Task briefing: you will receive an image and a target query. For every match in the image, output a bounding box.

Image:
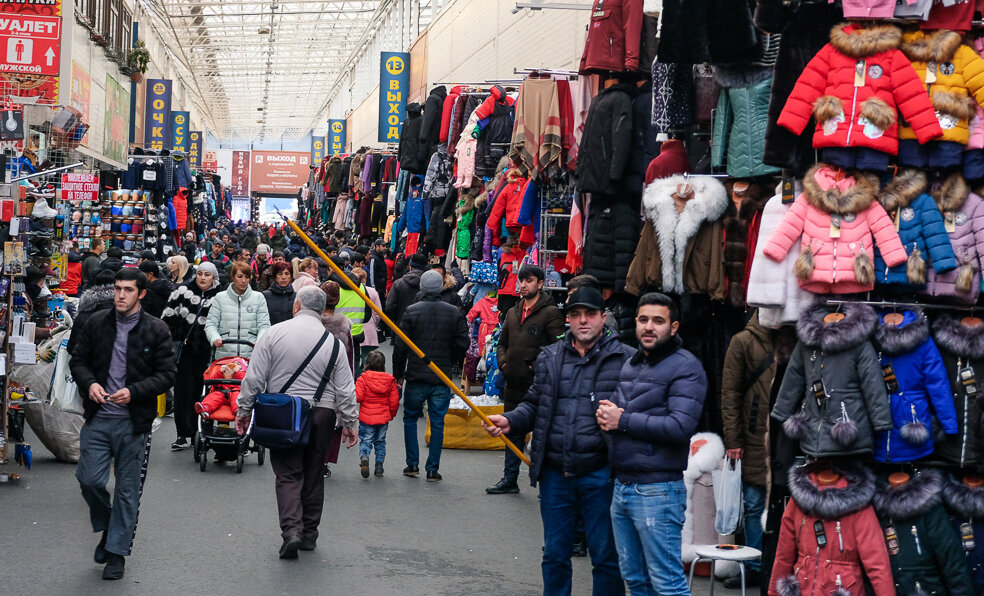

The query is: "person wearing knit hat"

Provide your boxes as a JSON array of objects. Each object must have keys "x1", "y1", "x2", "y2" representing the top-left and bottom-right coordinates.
[
  {"x1": 394, "y1": 266, "x2": 470, "y2": 482},
  {"x1": 251, "y1": 244, "x2": 272, "y2": 287}
]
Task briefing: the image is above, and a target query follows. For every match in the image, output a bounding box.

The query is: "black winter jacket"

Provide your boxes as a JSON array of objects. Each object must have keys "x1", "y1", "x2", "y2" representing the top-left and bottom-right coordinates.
[
  {"x1": 575, "y1": 83, "x2": 634, "y2": 195},
  {"x1": 70, "y1": 308, "x2": 177, "y2": 434},
  {"x1": 394, "y1": 293, "x2": 469, "y2": 383},
  {"x1": 930, "y1": 314, "x2": 984, "y2": 472},
  {"x1": 497, "y1": 292, "x2": 567, "y2": 406},
  {"x1": 385, "y1": 267, "x2": 423, "y2": 325},
  {"x1": 582, "y1": 198, "x2": 641, "y2": 293},
  {"x1": 608, "y1": 335, "x2": 707, "y2": 484},
  {"x1": 505, "y1": 330, "x2": 635, "y2": 486},
  {"x1": 398, "y1": 103, "x2": 427, "y2": 174},
  {"x1": 263, "y1": 283, "x2": 296, "y2": 326},
  {"x1": 142, "y1": 278, "x2": 172, "y2": 318},
  {"x1": 367, "y1": 252, "x2": 388, "y2": 294},
  {"x1": 627, "y1": 81, "x2": 659, "y2": 195},
  {"x1": 420, "y1": 86, "x2": 447, "y2": 154}
]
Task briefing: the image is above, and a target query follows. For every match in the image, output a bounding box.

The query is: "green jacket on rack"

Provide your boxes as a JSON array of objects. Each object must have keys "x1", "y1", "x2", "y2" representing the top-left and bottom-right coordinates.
[{"x1": 711, "y1": 67, "x2": 780, "y2": 179}]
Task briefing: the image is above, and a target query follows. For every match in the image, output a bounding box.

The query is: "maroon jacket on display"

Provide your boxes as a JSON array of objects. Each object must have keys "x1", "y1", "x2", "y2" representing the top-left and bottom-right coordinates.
[{"x1": 578, "y1": 0, "x2": 644, "y2": 74}]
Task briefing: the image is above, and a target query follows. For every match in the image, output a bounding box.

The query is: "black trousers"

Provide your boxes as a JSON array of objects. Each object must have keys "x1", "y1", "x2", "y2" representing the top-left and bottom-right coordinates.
[
  {"x1": 270, "y1": 408, "x2": 337, "y2": 541},
  {"x1": 173, "y1": 354, "x2": 206, "y2": 439}
]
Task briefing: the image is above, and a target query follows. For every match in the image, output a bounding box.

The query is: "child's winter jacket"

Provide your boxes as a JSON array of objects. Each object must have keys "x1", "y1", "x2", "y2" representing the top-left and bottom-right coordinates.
[
  {"x1": 455, "y1": 182, "x2": 478, "y2": 260},
  {"x1": 871, "y1": 310, "x2": 958, "y2": 462},
  {"x1": 772, "y1": 301, "x2": 893, "y2": 458},
  {"x1": 769, "y1": 462, "x2": 895, "y2": 596},
  {"x1": 941, "y1": 474, "x2": 984, "y2": 592},
  {"x1": 924, "y1": 174, "x2": 984, "y2": 303},
  {"x1": 778, "y1": 24, "x2": 942, "y2": 155},
  {"x1": 874, "y1": 170, "x2": 956, "y2": 286},
  {"x1": 763, "y1": 164, "x2": 907, "y2": 294},
  {"x1": 172, "y1": 187, "x2": 190, "y2": 232},
  {"x1": 873, "y1": 469, "x2": 975, "y2": 596},
  {"x1": 898, "y1": 29, "x2": 984, "y2": 146},
  {"x1": 355, "y1": 370, "x2": 400, "y2": 426},
  {"x1": 466, "y1": 294, "x2": 499, "y2": 357},
  {"x1": 486, "y1": 169, "x2": 530, "y2": 234},
  {"x1": 931, "y1": 314, "x2": 984, "y2": 472},
  {"x1": 746, "y1": 188, "x2": 812, "y2": 327},
  {"x1": 395, "y1": 176, "x2": 429, "y2": 236}
]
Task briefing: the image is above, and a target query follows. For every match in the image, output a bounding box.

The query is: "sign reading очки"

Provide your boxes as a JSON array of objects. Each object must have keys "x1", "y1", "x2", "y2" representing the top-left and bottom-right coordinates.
[
  {"x1": 144, "y1": 79, "x2": 172, "y2": 151},
  {"x1": 377, "y1": 51, "x2": 409, "y2": 143}
]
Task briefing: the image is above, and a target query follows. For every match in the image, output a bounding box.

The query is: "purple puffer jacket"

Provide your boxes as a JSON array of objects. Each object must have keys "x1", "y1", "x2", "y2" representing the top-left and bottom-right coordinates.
[{"x1": 923, "y1": 175, "x2": 984, "y2": 303}]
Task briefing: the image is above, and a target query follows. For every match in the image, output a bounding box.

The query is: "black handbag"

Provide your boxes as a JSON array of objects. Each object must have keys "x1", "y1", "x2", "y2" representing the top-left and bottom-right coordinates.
[{"x1": 251, "y1": 332, "x2": 340, "y2": 450}]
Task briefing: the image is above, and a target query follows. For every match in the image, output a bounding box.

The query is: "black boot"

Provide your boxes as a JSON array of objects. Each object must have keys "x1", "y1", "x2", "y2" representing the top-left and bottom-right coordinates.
[
  {"x1": 485, "y1": 478, "x2": 520, "y2": 494},
  {"x1": 102, "y1": 553, "x2": 125, "y2": 580},
  {"x1": 93, "y1": 532, "x2": 108, "y2": 564},
  {"x1": 374, "y1": 463, "x2": 384, "y2": 477}
]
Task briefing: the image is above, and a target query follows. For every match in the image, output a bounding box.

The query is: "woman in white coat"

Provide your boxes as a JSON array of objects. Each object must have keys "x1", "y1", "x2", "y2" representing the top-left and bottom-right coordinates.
[{"x1": 205, "y1": 261, "x2": 270, "y2": 359}]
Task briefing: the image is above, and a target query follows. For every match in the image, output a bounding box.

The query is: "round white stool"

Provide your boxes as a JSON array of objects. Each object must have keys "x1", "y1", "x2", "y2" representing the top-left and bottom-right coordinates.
[{"x1": 687, "y1": 544, "x2": 762, "y2": 596}]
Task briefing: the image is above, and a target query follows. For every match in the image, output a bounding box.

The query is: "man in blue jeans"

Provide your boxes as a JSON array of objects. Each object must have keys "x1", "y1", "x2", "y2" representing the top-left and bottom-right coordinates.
[
  {"x1": 485, "y1": 287, "x2": 634, "y2": 595},
  {"x1": 597, "y1": 292, "x2": 707, "y2": 596},
  {"x1": 395, "y1": 270, "x2": 469, "y2": 482}
]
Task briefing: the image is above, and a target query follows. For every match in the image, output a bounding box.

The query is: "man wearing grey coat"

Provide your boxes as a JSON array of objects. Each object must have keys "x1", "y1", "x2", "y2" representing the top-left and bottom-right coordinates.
[{"x1": 236, "y1": 286, "x2": 359, "y2": 559}]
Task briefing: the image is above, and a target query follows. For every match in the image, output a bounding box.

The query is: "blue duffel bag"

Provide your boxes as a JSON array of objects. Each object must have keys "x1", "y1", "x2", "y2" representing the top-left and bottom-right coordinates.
[{"x1": 250, "y1": 331, "x2": 340, "y2": 450}]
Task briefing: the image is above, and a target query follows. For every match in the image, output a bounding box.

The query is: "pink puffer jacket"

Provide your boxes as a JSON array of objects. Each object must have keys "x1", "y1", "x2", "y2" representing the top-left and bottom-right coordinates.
[
  {"x1": 923, "y1": 174, "x2": 984, "y2": 303},
  {"x1": 764, "y1": 165, "x2": 907, "y2": 294}
]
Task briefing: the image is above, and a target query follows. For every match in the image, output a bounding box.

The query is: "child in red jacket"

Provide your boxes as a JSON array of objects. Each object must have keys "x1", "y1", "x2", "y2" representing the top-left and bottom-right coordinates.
[{"x1": 355, "y1": 350, "x2": 400, "y2": 478}]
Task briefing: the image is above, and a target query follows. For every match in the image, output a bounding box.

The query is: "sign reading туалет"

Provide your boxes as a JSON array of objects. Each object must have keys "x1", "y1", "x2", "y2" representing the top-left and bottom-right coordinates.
[
  {"x1": 61, "y1": 173, "x2": 99, "y2": 201},
  {"x1": 378, "y1": 51, "x2": 409, "y2": 143},
  {"x1": 0, "y1": 12, "x2": 61, "y2": 76}
]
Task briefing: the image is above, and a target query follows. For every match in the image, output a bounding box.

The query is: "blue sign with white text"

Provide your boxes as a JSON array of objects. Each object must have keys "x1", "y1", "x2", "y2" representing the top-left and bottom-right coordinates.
[{"x1": 378, "y1": 52, "x2": 409, "y2": 143}]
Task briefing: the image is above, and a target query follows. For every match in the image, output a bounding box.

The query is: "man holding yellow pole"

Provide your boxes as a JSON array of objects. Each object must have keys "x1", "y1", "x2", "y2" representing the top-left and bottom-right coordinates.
[{"x1": 483, "y1": 287, "x2": 632, "y2": 595}]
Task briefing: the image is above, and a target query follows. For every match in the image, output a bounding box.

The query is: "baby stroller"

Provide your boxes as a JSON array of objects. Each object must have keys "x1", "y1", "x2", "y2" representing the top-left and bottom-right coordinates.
[{"x1": 192, "y1": 340, "x2": 265, "y2": 473}]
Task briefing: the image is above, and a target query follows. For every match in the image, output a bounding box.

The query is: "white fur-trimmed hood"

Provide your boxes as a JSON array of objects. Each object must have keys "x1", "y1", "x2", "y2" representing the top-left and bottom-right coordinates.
[
  {"x1": 685, "y1": 432, "x2": 725, "y2": 480},
  {"x1": 643, "y1": 175, "x2": 729, "y2": 294}
]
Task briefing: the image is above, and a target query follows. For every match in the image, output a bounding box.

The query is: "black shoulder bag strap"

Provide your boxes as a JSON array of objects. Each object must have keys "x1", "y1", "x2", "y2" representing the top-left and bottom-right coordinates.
[
  {"x1": 278, "y1": 331, "x2": 331, "y2": 394},
  {"x1": 312, "y1": 336, "x2": 342, "y2": 404}
]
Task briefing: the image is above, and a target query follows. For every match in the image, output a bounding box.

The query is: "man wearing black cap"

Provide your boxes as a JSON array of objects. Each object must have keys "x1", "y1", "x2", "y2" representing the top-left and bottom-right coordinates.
[
  {"x1": 484, "y1": 286, "x2": 632, "y2": 594},
  {"x1": 486, "y1": 264, "x2": 565, "y2": 495}
]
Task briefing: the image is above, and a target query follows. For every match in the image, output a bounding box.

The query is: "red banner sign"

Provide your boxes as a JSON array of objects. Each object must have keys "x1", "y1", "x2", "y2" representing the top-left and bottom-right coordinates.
[
  {"x1": 0, "y1": 13, "x2": 60, "y2": 76},
  {"x1": 231, "y1": 150, "x2": 250, "y2": 197},
  {"x1": 61, "y1": 172, "x2": 99, "y2": 201},
  {"x1": 250, "y1": 150, "x2": 310, "y2": 194}
]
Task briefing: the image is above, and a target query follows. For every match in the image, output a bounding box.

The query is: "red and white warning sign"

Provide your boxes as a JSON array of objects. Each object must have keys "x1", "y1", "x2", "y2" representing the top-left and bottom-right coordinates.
[
  {"x1": 0, "y1": 15, "x2": 60, "y2": 76},
  {"x1": 61, "y1": 172, "x2": 99, "y2": 201}
]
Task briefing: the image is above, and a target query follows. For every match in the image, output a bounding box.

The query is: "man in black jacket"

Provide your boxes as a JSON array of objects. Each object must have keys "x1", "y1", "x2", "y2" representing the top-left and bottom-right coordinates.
[
  {"x1": 80, "y1": 239, "x2": 104, "y2": 290},
  {"x1": 385, "y1": 253, "x2": 427, "y2": 329},
  {"x1": 487, "y1": 265, "x2": 565, "y2": 495},
  {"x1": 70, "y1": 268, "x2": 176, "y2": 581},
  {"x1": 367, "y1": 239, "x2": 388, "y2": 297},
  {"x1": 138, "y1": 261, "x2": 171, "y2": 318},
  {"x1": 394, "y1": 270, "x2": 468, "y2": 482},
  {"x1": 484, "y1": 287, "x2": 632, "y2": 595}
]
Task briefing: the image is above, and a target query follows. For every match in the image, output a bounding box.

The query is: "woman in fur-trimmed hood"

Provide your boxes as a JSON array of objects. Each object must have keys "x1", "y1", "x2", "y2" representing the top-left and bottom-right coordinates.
[
  {"x1": 771, "y1": 300, "x2": 893, "y2": 458},
  {"x1": 931, "y1": 313, "x2": 984, "y2": 470},
  {"x1": 624, "y1": 174, "x2": 728, "y2": 298},
  {"x1": 898, "y1": 29, "x2": 984, "y2": 146},
  {"x1": 874, "y1": 169, "x2": 957, "y2": 287},
  {"x1": 763, "y1": 164, "x2": 908, "y2": 294},
  {"x1": 778, "y1": 23, "x2": 942, "y2": 156},
  {"x1": 923, "y1": 173, "x2": 984, "y2": 304},
  {"x1": 768, "y1": 461, "x2": 894, "y2": 596},
  {"x1": 873, "y1": 468, "x2": 975, "y2": 596},
  {"x1": 871, "y1": 308, "x2": 958, "y2": 463},
  {"x1": 940, "y1": 473, "x2": 984, "y2": 591}
]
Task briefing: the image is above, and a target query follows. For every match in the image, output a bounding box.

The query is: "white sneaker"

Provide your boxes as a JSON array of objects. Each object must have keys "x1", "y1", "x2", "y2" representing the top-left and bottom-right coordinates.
[{"x1": 31, "y1": 200, "x2": 58, "y2": 219}]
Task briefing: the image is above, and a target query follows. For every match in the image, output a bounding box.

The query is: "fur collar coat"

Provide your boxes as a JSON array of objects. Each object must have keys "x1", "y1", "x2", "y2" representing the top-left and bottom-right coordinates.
[{"x1": 625, "y1": 174, "x2": 728, "y2": 298}]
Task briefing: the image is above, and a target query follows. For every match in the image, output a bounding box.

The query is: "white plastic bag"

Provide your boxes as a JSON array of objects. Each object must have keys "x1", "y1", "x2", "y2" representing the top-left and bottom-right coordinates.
[
  {"x1": 49, "y1": 338, "x2": 82, "y2": 414},
  {"x1": 712, "y1": 458, "x2": 743, "y2": 536}
]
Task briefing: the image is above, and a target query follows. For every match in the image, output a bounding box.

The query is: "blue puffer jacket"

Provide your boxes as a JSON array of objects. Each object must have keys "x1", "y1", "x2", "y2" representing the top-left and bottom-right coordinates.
[
  {"x1": 874, "y1": 170, "x2": 956, "y2": 287},
  {"x1": 504, "y1": 330, "x2": 634, "y2": 487},
  {"x1": 395, "y1": 176, "x2": 428, "y2": 236},
  {"x1": 872, "y1": 309, "x2": 958, "y2": 462},
  {"x1": 608, "y1": 335, "x2": 707, "y2": 484}
]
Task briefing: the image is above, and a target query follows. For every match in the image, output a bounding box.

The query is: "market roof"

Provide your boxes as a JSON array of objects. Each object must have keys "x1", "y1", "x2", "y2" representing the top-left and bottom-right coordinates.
[{"x1": 138, "y1": 0, "x2": 432, "y2": 143}]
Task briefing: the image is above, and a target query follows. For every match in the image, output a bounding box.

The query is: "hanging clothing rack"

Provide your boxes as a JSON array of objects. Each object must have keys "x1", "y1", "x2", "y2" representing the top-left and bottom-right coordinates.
[
  {"x1": 10, "y1": 161, "x2": 84, "y2": 182},
  {"x1": 514, "y1": 67, "x2": 579, "y2": 78},
  {"x1": 430, "y1": 80, "x2": 524, "y2": 87},
  {"x1": 824, "y1": 299, "x2": 982, "y2": 313}
]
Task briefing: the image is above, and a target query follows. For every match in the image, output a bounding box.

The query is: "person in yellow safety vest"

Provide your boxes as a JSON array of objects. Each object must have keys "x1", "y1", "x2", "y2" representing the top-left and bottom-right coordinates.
[{"x1": 333, "y1": 263, "x2": 372, "y2": 376}]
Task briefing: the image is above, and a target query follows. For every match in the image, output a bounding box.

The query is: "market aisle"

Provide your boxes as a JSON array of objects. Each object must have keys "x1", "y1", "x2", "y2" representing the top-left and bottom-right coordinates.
[{"x1": 0, "y1": 410, "x2": 742, "y2": 596}]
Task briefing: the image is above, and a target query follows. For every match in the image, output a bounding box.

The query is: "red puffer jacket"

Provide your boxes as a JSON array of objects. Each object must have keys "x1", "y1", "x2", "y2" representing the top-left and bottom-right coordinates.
[
  {"x1": 486, "y1": 169, "x2": 530, "y2": 233},
  {"x1": 778, "y1": 23, "x2": 942, "y2": 155},
  {"x1": 440, "y1": 85, "x2": 464, "y2": 144},
  {"x1": 769, "y1": 463, "x2": 895, "y2": 596},
  {"x1": 172, "y1": 187, "x2": 190, "y2": 231},
  {"x1": 355, "y1": 370, "x2": 400, "y2": 425}
]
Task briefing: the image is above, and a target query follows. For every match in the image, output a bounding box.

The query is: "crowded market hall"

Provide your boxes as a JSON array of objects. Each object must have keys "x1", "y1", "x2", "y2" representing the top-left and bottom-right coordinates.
[{"x1": 2, "y1": 0, "x2": 984, "y2": 594}]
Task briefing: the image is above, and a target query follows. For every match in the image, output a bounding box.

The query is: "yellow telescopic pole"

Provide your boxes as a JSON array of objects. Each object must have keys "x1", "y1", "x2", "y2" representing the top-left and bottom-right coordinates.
[{"x1": 280, "y1": 213, "x2": 530, "y2": 466}]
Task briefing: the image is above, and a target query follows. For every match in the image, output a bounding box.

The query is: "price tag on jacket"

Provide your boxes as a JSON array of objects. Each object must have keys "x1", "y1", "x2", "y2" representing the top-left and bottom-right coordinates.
[
  {"x1": 854, "y1": 60, "x2": 866, "y2": 87},
  {"x1": 829, "y1": 214, "x2": 842, "y2": 238},
  {"x1": 143, "y1": 170, "x2": 157, "y2": 182},
  {"x1": 926, "y1": 62, "x2": 937, "y2": 85},
  {"x1": 945, "y1": 211, "x2": 956, "y2": 233}
]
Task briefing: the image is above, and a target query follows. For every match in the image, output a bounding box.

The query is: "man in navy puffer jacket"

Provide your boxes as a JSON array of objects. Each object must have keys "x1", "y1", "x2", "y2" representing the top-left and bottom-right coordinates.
[
  {"x1": 597, "y1": 292, "x2": 707, "y2": 596},
  {"x1": 485, "y1": 286, "x2": 633, "y2": 596}
]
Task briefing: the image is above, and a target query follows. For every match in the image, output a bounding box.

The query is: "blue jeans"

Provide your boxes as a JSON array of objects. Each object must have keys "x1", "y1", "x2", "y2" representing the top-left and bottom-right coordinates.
[
  {"x1": 358, "y1": 422, "x2": 388, "y2": 464},
  {"x1": 403, "y1": 383, "x2": 451, "y2": 473},
  {"x1": 539, "y1": 466, "x2": 623, "y2": 596},
  {"x1": 611, "y1": 479, "x2": 688, "y2": 596},
  {"x1": 743, "y1": 484, "x2": 766, "y2": 572}
]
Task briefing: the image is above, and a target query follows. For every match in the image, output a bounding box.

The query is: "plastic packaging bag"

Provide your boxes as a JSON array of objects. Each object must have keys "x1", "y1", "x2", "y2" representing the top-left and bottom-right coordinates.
[
  {"x1": 712, "y1": 458, "x2": 743, "y2": 536},
  {"x1": 49, "y1": 338, "x2": 81, "y2": 414}
]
